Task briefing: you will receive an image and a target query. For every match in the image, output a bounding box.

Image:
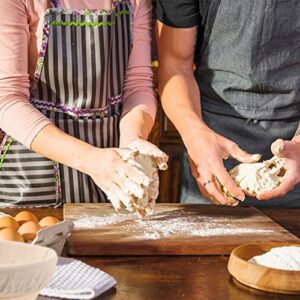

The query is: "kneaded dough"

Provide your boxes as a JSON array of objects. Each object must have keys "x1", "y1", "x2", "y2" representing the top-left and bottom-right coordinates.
[
  {"x1": 122, "y1": 153, "x2": 160, "y2": 217},
  {"x1": 226, "y1": 156, "x2": 285, "y2": 197}
]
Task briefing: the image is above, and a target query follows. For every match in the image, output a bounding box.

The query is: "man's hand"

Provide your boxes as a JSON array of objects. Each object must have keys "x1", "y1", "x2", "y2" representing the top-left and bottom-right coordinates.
[
  {"x1": 257, "y1": 138, "x2": 300, "y2": 200},
  {"x1": 187, "y1": 127, "x2": 261, "y2": 206}
]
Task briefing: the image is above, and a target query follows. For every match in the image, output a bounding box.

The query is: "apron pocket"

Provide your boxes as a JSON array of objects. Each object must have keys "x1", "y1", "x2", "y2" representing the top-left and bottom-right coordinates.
[
  {"x1": 53, "y1": 113, "x2": 120, "y2": 203},
  {"x1": 54, "y1": 112, "x2": 121, "y2": 148},
  {"x1": 0, "y1": 136, "x2": 61, "y2": 208}
]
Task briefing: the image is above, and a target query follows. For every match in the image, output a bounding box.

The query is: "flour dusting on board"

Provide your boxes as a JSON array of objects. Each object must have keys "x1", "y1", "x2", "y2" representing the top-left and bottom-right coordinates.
[
  {"x1": 73, "y1": 213, "x2": 135, "y2": 229},
  {"x1": 73, "y1": 210, "x2": 274, "y2": 240}
]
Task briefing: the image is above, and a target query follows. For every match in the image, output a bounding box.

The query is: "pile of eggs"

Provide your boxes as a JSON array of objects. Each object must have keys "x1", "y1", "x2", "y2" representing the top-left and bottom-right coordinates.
[{"x1": 0, "y1": 211, "x2": 60, "y2": 243}]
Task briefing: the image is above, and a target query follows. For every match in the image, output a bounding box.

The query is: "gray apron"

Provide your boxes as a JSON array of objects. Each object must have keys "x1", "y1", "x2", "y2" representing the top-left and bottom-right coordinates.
[
  {"x1": 180, "y1": 0, "x2": 300, "y2": 207},
  {"x1": 0, "y1": 0, "x2": 132, "y2": 207}
]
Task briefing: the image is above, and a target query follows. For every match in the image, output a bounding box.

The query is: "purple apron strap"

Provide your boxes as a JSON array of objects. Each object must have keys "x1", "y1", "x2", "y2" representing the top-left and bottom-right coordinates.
[
  {"x1": 50, "y1": 0, "x2": 60, "y2": 8},
  {"x1": 113, "y1": 0, "x2": 131, "y2": 6}
]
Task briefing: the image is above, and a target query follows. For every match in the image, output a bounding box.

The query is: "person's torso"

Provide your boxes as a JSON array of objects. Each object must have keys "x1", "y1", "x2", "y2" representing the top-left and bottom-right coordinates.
[
  {"x1": 194, "y1": 0, "x2": 300, "y2": 120},
  {"x1": 26, "y1": 0, "x2": 137, "y2": 80},
  {"x1": 0, "y1": 0, "x2": 133, "y2": 206}
]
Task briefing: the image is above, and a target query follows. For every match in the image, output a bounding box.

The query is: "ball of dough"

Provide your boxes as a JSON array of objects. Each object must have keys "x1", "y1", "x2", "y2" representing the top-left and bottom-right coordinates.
[{"x1": 225, "y1": 156, "x2": 285, "y2": 198}]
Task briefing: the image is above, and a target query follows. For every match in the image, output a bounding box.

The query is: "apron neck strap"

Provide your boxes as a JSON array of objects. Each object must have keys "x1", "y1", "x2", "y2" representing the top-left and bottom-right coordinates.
[
  {"x1": 51, "y1": 0, "x2": 61, "y2": 8},
  {"x1": 50, "y1": 0, "x2": 130, "y2": 9},
  {"x1": 113, "y1": 0, "x2": 130, "y2": 7}
]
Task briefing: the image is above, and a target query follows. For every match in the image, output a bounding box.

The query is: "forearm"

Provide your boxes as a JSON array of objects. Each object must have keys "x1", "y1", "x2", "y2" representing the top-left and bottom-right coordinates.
[
  {"x1": 119, "y1": 108, "x2": 154, "y2": 147},
  {"x1": 158, "y1": 64, "x2": 210, "y2": 146},
  {"x1": 31, "y1": 123, "x2": 94, "y2": 174}
]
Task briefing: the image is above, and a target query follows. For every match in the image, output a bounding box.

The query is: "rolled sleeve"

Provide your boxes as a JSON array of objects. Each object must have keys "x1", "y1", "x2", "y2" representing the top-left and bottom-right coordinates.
[{"x1": 156, "y1": 0, "x2": 200, "y2": 28}]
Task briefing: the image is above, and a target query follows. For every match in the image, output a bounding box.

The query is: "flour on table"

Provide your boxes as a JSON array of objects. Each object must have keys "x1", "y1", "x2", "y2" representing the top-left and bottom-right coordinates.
[
  {"x1": 249, "y1": 246, "x2": 300, "y2": 271},
  {"x1": 73, "y1": 210, "x2": 274, "y2": 240}
]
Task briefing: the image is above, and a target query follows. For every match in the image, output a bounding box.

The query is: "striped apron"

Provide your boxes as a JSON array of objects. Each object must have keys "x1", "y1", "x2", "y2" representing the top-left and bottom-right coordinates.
[{"x1": 0, "y1": 0, "x2": 132, "y2": 207}]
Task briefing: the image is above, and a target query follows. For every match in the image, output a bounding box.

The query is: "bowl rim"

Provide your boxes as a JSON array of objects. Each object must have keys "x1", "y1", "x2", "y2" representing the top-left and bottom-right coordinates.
[
  {"x1": 231, "y1": 242, "x2": 300, "y2": 273},
  {"x1": 0, "y1": 241, "x2": 57, "y2": 270}
]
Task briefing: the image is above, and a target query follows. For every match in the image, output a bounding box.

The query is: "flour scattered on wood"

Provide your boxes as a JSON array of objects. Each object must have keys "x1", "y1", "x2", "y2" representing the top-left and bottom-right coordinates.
[
  {"x1": 249, "y1": 246, "x2": 300, "y2": 271},
  {"x1": 73, "y1": 210, "x2": 274, "y2": 240},
  {"x1": 73, "y1": 214, "x2": 136, "y2": 229}
]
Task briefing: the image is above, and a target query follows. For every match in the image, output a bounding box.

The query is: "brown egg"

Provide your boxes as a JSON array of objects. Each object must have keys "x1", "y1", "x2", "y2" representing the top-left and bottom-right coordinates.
[
  {"x1": 0, "y1": 228, "x2": 24, "y2": 242},
  {"x1": 0, "y1": 216, "x2": 19, "y2": 230},
  {"x1": 15, "y1": 211, "x2": 38, "y2": 225},
  {"x1": 18, "y1": 221, "x2": 41, "y2": 242},
  {"x1": 39, "y1": 216, "x2": 60, "y2": 228}
]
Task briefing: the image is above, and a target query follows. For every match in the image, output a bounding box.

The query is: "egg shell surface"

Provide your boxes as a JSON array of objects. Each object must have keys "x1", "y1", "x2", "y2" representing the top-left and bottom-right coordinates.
[
  {"x1": 15, "y1": 211, "x2": 39, "y2": 225},
  {"x1": 0, "y1": 228, "x2": 24, "y2": 242},
  {"x1": 18, "y1": 221, "x2": 41, "y2": 242},
  {"x1": 39, "y1": 216, "x2": 60, "y2": 227},
  {"x1": 0, "y1": 216, "x2": 20, "y2": 230}
]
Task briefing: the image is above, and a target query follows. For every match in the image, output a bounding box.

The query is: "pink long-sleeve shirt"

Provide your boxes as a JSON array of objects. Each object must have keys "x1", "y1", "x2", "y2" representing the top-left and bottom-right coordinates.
[{"x1": 0, "y1": 0, "x2": 156, "y2": 148}]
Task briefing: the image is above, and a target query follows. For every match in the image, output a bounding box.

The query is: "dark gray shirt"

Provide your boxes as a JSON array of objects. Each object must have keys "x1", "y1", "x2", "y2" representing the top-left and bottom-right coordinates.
[{"x1": 157, "y1": 0, "x2": 300, "y2": 120}]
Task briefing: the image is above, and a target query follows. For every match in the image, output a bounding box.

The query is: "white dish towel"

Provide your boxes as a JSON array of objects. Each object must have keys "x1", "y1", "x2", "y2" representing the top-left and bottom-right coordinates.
[{"x1": 40, "y1": 257, "x2": 117, "y2": 299}]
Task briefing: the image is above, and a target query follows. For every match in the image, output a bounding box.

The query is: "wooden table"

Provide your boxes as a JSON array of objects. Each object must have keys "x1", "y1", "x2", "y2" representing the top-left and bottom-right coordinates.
[{"x1": 1, "y1": 207, "x2": 300, "y2": 300}]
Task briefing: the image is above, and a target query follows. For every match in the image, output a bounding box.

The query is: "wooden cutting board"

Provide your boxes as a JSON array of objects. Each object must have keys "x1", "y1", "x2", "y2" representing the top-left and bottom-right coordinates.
[{"x1": 64, "y1": 203, "x2": 299, "y2": 256}]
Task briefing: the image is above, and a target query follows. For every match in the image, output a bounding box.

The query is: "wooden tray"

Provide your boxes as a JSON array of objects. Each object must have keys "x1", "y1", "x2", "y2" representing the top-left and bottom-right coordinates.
[
  {"x1": 228, "y1": 242, "x2": 300, "y2": 294},
  {"x1": 64, "y1": 204, "x2": 299, "y2": 256}
]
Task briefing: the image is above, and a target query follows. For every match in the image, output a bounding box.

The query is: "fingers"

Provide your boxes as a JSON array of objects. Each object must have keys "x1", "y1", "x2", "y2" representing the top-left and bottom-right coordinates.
[
  {"x1": 120, "y1": 160, "x2": 150, "y2": 187},
  {"x1": 271, "y1": 139, "x2": 285, "y2": 157},
  {"x1": 204, "y1": 177, "x2": 238, "y2": 206},
  {"x1": 145, "y1": 198, "x2": 156, "y2": 215},
  {"x1": 148, "y1": 171, "x2": 159, "y2": 200},
  {"x1": 106, "y1": 182, "x2": 132, "y2": 207},
  {"x1": 103, "y1": 181, "x2": 148, "y2": 217},
  {"x1": 243, "y1": 189, "x2": 257, "y2": 198},
  {"x1": 195, "y1": 163, "x2": 238, "y2": 206},
  {"x1": 125, "y1": 139, "x2": 169, "y2": 170},
  {"x1": 155, "y1": 155, "x2": 169, "y2": 171},
  {"x1": 189, "y1": 154, "x2": 239, "y2": 206},
  {"x1": 227, "y1": 142, "x2": 261, "y2": 163},
  {"x1": 212, "y1": 161, "x2": 245, "y2": 202},
  {"x1": 115, "y1": 148, "x2": 138, "y2": 161},
  {"x1": 271, "y1": 139, "x2": 296, "y2": 157},
  {"x1": 117, "y1": 172, "x2": 146, "y2": 199},
  {"x1": 257, "y1": 172, "x2": 296, "y2": 200},
  {"x1": 101, "y1": 185, "x2": 123, "y2": 211}
]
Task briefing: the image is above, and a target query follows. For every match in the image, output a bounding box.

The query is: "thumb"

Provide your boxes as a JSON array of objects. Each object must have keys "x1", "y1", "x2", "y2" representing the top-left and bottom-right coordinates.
[
  {"x1": 271, "y1": 139, "x2": 293, "y2": 157},
  {"x1": 228, "y1": 143, "x2": 261, "y2": 163},
  {"x1": 115, "y1": 148, "x2": 138, "y2": 161}
]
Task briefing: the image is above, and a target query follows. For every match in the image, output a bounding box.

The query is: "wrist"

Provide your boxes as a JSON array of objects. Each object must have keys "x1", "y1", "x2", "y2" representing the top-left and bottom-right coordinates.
[
  {"x1": 119, "y1": 108, "x2": 153, "y2": 147},
  {"x1": 71, "y1": 143, "x2": 96, "y2": 175},
  {"x1": 119, "y1": 135, "x2": 143, "y2": 148},
  {"x1": 181, "y1": 120, "x2": 212, "y2": 149}
]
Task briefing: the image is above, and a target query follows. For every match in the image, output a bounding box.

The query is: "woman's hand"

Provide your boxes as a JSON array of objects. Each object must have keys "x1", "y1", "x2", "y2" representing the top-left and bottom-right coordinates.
[
  {"x1": 84, "y1": 147, "x2": 151, "y2": 215},
  {"x1": 257, "y1": 138, "x2": 300, "y2": 200},
  {"x1": 186, "y1": 127, "x2": 261, "y2": 206},
  {"x1": 124, "y1": 138, "x2": 168, "y2": 170},
  {"x1": 120, "y1": 138, "x2": 169, "y2": 213}
]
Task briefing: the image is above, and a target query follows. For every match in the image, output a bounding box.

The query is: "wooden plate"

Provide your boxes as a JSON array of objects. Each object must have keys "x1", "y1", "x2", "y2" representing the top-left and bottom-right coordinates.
[{"x1": 228, "y1": 242, "x2": 300, "y2": 294}]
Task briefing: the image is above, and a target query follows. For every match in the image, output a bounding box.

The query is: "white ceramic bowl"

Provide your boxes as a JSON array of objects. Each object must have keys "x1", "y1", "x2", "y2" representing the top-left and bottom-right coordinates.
[{"x1": 0, "y1": 241, "x2": 57, "y2": 300}]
